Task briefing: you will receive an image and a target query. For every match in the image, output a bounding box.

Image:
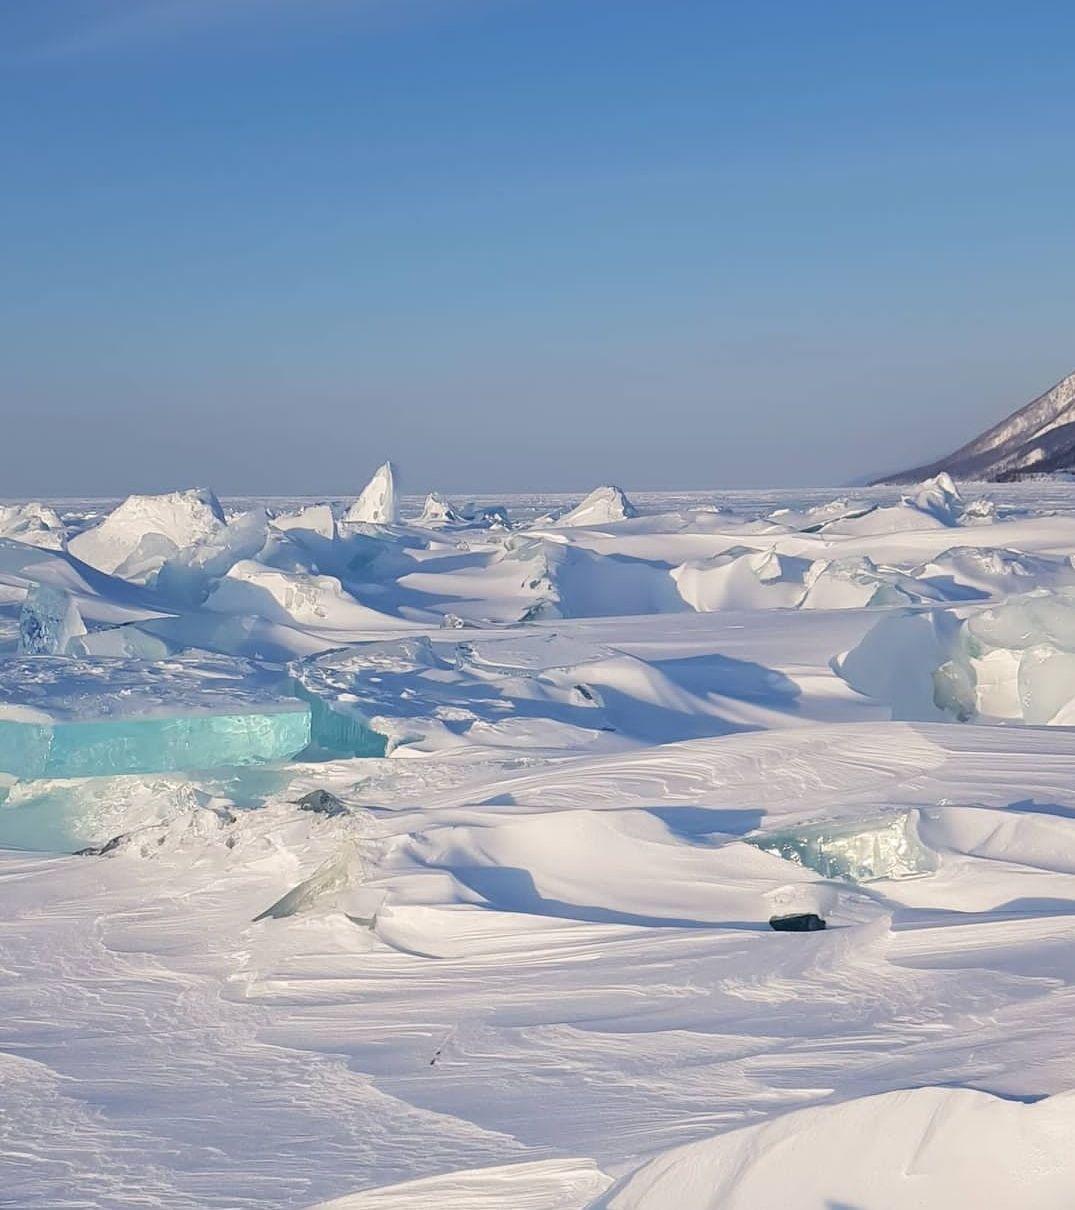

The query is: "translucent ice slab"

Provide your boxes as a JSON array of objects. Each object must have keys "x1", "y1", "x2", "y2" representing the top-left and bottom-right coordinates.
[
  {"x1": 0, "y1": 709, "x2": 311, "y2": 780},
  {"x1": 18, "y1": 584, "x2": 86, "y2": 655},
  {"x1": 748, "y1": 810, "x2": 937, "y2": 883},
  {"x1": 0, "y1": 656, "x2": 312, "y2": 779}
]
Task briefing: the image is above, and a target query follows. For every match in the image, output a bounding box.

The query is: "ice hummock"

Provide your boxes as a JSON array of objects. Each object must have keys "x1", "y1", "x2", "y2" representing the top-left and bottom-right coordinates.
[
  {"x1": 903, "y1": 472, "x2": 965, "y2": 525},
  {"x1": 68, "y1": 487, "x2": 227, "y2": 579},
  {"x1": 552, "y1": 484, "x2": 638, "y2": 527},
  {"x1": 417, "y1": 492, "x2": 463, "y2": 526},
  {"x1": 0, "y1": 656, "x2": 312, "y2": 779},
  {"x1": 799, "y1": 555, "x2": 949, "y2": 609},
  {"x1": 748, "y1": 810, "x2": 937, "y2": 882},
  {"x1": 672, "y1": 547, "x2": 811, "y2": 610}
]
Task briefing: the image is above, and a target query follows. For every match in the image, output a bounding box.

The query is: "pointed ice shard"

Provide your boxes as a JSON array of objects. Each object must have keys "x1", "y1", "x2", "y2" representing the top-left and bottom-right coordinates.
[
  {"x1": 18, "y1": 584, "x2": 87, "y2": 655},
  {"x1": 344, "y1": 462, "x2": 399, "y2": 525}
]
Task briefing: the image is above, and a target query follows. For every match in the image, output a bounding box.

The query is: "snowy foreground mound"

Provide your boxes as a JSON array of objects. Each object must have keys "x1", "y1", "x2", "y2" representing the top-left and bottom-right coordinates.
[
  {"x1": 4, "y1": 472, "x2": 1075, "y2": 1207},
  {"x1": 600, "y1": 1087, "x2": 1075, "y2": 1209}
]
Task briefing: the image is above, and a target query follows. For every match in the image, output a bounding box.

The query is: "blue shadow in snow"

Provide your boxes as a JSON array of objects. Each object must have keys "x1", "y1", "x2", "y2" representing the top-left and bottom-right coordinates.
[
  {"x1": 1005, "y1": 797, "x2": 1075, "y2": 821},
  {"x1": 647, "y1": 805, "x2": 765, "y2": 837},
  {"x1": 453, "y1": 865, "x2": 767, "y2": 931}
]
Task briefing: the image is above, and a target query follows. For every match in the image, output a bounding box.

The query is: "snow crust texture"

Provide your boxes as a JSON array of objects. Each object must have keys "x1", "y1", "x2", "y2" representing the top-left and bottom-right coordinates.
[{"x1": 3, "y1": 473, "x2": 1075, "y2": 1207}]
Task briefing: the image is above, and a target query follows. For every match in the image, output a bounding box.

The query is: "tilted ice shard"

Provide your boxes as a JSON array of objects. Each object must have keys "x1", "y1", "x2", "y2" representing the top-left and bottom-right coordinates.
[
  {"x1": 253, "y1": 840, "x2": 370, "y2": 921},
  {"x1": 747, "y1": 810, "x2": 937, "y2": 882},
  {"x1": 18, "y1": 584, "x2": 87, "y2": 655},
  {"x1": 910, "y1": 546, "x2": 1075, "y2": 599},
  {"x1": 0, "y1": 656, "x2": 312, "y2": 779},
  {"x1": 344, "y1": 461, "x2": 399, "y2": 525},
  {"x1": 154, "y1": 508, "x2": 271, "y2": 605}
]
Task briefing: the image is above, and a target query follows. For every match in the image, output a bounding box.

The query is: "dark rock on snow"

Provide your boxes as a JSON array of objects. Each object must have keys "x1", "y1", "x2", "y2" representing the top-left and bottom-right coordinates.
[{"x1": 769, "y1": 912, "x2": 827, "y2": 932}]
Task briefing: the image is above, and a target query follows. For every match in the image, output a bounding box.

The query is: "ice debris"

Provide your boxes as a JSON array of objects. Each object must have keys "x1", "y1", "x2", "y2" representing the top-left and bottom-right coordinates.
[
  {"x1": 270, "y1": 503, "x2": 337, "y2": 540},
  {"x1": 0, "y1": 502, "x2": 66, "y2": 550},
  {"x1": 418, "y1": 492, "x2": 463, "y2": 526},
  {"x1": 838, "y1": 587, "x2": 1075, "y2": 726}
]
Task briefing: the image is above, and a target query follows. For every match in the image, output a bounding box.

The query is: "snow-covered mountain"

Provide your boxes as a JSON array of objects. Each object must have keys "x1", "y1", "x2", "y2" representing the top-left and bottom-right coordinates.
[{"x1": 878, "y1": 369, "x2": 1075, "y2": 482}]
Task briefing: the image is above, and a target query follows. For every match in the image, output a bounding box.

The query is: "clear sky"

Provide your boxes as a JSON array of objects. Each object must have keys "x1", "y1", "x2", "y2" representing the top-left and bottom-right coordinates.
[{"x1": 3, "y1": 0, "x2": 1074, "y2": 496}]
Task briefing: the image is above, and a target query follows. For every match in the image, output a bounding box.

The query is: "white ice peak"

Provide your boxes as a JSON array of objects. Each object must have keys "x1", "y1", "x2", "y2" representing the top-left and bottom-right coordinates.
[{"x1": 344, "y1": 461, "x2": 399, "y2": 525}]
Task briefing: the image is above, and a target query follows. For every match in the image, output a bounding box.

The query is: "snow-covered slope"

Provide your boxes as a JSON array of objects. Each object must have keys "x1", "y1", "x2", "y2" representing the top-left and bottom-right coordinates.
[{"x1": 879, "y1": 369, "x2": 1075, "y2": 482}]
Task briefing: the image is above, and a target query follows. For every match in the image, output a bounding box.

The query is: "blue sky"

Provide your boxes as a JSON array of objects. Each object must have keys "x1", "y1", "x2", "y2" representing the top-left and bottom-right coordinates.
[{"x1": 3, "y1": 0, "x2": 1074, "y2": 495}]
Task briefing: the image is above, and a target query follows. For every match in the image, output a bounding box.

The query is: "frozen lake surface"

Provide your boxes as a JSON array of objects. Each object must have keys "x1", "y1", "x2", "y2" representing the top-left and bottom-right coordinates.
[{"x1": 2, "y1": 473, "x2": 1075, "y2": 1208}]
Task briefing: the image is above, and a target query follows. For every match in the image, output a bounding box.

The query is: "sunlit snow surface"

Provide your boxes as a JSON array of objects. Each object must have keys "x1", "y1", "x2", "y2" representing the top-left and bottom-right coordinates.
[{"x1": 4, "y1": 478, "x2": 1075, "y2": 1208}]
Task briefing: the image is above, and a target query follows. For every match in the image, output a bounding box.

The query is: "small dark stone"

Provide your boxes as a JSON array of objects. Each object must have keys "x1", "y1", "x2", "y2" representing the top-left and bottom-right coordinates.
[
  {"x1": 294, "y1": 789, "x2": 350, "y2": 818},
  {"x1": 75, "y1": 834, "x2": 124, "y2": 857},
  {"x1": 769, "y1": 912, "x2": 827, "y2": 932}
]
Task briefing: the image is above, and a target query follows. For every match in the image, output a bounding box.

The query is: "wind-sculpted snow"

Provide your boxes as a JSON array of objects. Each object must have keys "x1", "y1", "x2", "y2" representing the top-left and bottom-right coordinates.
[{"x1": 5, "y1": 478, "x2": 1075, "y2": 1207}]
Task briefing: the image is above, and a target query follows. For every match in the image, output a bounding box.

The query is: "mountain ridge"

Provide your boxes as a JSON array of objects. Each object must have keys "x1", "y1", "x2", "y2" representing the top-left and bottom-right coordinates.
[{"x1": 875, "y1": 369, "x2": 1075, "y2": 483}]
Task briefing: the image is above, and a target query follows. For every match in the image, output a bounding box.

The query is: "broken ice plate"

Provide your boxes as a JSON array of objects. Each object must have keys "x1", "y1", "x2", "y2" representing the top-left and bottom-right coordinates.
[{"x1": 747, "y1": 809, "x2": 938, "y2": 883}]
